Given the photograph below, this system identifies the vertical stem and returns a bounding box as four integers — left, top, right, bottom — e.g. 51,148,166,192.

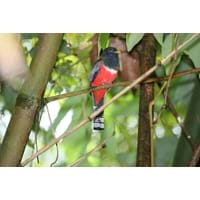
0,34,63,166
136,34,156,166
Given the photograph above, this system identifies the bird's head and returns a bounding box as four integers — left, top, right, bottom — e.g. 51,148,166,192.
100,47,120,70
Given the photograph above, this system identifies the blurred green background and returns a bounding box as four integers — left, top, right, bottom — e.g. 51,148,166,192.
0,33,200,166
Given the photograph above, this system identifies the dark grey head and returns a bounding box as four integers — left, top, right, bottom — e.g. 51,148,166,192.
100,47,120,70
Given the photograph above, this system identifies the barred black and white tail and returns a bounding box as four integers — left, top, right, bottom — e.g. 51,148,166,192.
92,105,104,131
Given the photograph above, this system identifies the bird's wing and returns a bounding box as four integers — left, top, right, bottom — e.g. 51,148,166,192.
89,59,101,85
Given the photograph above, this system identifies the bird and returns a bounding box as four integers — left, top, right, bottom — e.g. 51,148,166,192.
89,47,120,132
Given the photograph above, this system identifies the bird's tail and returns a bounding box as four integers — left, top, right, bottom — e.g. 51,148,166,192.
92,105,104,131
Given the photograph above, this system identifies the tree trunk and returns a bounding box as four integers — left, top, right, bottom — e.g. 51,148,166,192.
136,34,156,166
0,34,63,166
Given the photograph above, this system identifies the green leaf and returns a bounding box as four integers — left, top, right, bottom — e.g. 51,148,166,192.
169,60,197,106
161,34,187,74
161,34,173,60
155,135,178,166
126,33,144,51
1,85,17,112
173,79,200,166
98,33,110,50
184,38,200,67
155,64,166,77
60,40,71,55
178,33,190,44
154,33,163,46
21,33,39,39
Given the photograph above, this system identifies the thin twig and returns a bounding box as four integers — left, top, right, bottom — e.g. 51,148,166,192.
68,135,112,167
164,95,195,152
21,33,199,166
149,81,168,165
34,106,45,164
155,80,195,152
152,82,195,155
45,104,59,167
189,144,200,166
161,33,199,64
50,143,59,167
145,67,200,83
45,67,200,103
164,33,179,104
35,130,40,164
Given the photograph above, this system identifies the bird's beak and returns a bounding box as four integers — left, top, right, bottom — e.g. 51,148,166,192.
115,50,121,54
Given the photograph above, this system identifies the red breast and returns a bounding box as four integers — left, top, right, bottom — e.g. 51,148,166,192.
92,64,117,104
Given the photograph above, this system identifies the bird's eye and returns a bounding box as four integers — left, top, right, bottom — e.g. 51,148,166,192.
110,47,116,52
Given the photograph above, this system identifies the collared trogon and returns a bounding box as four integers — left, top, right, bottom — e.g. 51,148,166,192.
89,47,120,131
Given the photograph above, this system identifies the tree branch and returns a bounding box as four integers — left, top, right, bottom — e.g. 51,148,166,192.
45,67,200,103
21,33,199,166
189,144,200,166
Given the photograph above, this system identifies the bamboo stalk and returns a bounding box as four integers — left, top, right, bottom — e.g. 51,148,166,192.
0,34,63,166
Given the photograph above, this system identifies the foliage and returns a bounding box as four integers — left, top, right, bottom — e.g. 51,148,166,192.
126,33,144,51
0,33,200,166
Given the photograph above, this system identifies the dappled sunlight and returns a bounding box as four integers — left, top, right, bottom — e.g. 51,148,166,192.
55,110,73,138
